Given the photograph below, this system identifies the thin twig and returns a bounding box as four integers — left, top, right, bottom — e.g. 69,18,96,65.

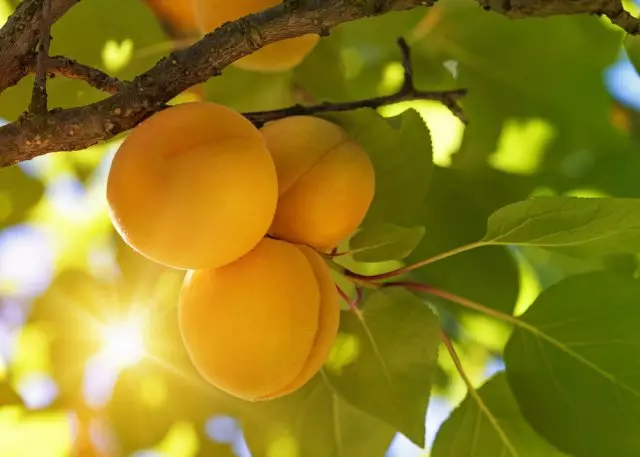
440,329,520,456
29,0,52,114
245,38,467,125
41,56,129,94
244,88,467,125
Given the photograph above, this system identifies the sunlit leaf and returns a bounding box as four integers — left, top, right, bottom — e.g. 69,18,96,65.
482,197,640,256
323,288,440,446
504,272,640,457
325,108,433,227
241,377,396,457
349,223,425,262
432,373,567,457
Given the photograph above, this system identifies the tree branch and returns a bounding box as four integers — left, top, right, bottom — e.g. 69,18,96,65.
39,56,130,94
29,0,52,114
0,0,80,93
0,0,436,166
477,0,640,35
1,0,639,166
244,38,467,125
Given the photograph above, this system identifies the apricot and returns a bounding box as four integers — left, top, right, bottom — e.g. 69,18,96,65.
106,102,278,270
261,116,375,252
178,238,340,401
193,0,319,72
146,0,199,32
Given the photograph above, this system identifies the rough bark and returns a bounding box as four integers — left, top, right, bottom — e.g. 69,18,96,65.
0,0,638,166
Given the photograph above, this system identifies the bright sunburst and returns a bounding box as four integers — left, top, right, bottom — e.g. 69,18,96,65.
98,316,146,369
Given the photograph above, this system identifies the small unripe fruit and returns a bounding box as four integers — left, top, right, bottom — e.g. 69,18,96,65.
261,116,375,252
193,0,319,72
178,238,340,401
107,102,278,270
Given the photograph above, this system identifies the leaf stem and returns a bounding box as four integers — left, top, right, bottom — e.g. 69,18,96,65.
440,330,520,457
345,242,483,282
388,280,525,328
335,285,362,312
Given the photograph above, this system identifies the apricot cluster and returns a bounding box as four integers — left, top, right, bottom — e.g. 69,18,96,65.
106,102,375,401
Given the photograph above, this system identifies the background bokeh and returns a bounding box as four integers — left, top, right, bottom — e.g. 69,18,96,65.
2,0,640,455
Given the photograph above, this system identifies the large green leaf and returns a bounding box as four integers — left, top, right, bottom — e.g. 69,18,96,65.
240,377,395,457
432,373,567,457
504,272,640,457
323,288,440,446
324,109,433,227
294,8,427,102
482,197,640,256
406,167,527,314
415,1,622,174
349,223,425,262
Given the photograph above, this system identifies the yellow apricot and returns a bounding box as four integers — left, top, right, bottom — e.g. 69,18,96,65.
193,0,319,72
178,238,340,401
106,102,278,270
261,116,376,252
146,0,199,32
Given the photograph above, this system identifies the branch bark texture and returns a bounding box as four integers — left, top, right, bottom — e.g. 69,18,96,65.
0,0,639,166
0,0,79,93
0,0,435,166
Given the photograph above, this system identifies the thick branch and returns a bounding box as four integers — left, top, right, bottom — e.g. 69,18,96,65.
1,0,639,166
0,0,436,166
477,0,640,34
0,0,80,93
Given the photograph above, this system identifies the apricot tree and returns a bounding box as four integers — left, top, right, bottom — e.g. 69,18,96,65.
2,1,640,457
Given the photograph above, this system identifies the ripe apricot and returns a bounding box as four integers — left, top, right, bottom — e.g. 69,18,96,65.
146,0,199,32
193,0,319,72
178,238,340,401
261,116,375,252
106,102,278,270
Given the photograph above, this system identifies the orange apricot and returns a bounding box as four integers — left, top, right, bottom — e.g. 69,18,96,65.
261,116,375,252
178,238,340,401
106,102,278,270
146,0,199,32
193,0,319,72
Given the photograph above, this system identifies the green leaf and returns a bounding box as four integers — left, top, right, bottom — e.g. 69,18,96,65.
323,288,440,446
0,166,44,229
504,272,640,457
324,109,433,227
407,167,526,314
625,35,640,78
349,223,425,262
482,197,640,256
432,373,568,457
240,377,395,457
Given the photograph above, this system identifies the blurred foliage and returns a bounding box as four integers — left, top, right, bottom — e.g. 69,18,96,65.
2,0,640,456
